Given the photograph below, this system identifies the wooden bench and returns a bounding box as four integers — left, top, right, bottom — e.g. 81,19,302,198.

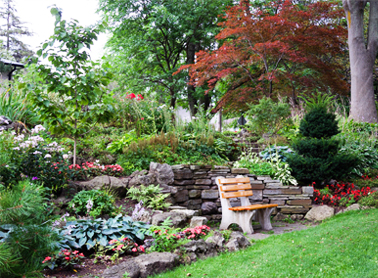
216,176,278,234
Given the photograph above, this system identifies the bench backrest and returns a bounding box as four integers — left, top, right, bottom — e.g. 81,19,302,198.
217,177,252,208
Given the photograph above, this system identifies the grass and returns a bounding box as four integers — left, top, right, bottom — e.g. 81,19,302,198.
153,209,378,278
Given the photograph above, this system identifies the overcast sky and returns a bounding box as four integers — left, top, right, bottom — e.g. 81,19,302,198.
14,0,107,61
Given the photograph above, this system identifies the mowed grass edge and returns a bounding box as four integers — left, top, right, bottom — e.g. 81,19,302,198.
153,209,378,278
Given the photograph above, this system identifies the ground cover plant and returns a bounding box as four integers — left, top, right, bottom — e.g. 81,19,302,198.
154,209,378,278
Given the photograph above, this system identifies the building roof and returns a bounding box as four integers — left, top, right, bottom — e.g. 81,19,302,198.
0,58,24,68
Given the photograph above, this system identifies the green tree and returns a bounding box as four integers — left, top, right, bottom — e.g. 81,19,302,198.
25,7,114,165
99,0,232,115
0,0,32,61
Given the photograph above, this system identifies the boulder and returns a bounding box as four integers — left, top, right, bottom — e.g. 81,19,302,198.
205,231,225,248
102,252,179,278
190,216,208,228
137,252,179,278
151,211,188,228
337,203,362,215
149,162,175,185
181,239,217,262
305,205,334,221
102,258,140,278
129,172,157,188
201,202,218,215
225,231,251,252
78,175,128,197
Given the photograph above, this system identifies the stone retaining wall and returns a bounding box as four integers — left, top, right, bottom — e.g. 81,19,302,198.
169,165,313,221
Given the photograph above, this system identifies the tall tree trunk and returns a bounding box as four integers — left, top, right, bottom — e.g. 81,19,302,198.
187,42,197,117
343,0,378,123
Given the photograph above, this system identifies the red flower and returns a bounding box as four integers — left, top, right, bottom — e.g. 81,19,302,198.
65,256,70,260
132,248,137,252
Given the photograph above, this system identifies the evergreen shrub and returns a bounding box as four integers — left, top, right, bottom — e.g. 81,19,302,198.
287,106,357,187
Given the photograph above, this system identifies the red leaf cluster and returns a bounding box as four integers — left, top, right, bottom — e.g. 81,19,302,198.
175,0,348,112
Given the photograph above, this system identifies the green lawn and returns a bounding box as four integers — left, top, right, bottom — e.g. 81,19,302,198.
154,209,378,278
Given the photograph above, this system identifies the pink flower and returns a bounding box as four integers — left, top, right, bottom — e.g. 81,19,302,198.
65,256,70,260
109,239,118,245
141,117,144,120
139,246,145,252
116,244,124,250
132,248,137,252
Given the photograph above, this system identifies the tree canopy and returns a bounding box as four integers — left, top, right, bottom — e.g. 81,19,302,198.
176,0,348,113
99,0,233,113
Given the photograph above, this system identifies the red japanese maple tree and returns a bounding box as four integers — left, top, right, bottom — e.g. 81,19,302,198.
175,0,348,112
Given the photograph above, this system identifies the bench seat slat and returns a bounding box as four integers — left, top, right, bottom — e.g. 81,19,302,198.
220,184,252,192
218,177,250,184
222,190,253,199
229,204,278,211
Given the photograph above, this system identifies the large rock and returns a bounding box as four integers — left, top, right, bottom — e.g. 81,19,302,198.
305,205,334,221
129,172,157,188
181,239,217,262
137,252,179,278
201,202,218,215
78,175,128,197
151,211,188,228
149,162,175,185
205,231,225,248
102,258,140,278
0,116,12,131
190,216,208,228
225,231,251,252
102,252,178,278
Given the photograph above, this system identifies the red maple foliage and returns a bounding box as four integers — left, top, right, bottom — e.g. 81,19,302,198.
175,0,348,112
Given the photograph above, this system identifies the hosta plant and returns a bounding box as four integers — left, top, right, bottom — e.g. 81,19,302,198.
59,214,150,250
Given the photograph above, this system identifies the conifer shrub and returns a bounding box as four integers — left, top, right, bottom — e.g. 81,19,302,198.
287,106,357,187
0,180,59,277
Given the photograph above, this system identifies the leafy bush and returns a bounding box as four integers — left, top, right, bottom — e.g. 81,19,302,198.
246,97,292,136
287,106,358,187
59,215,150,250
358,191,378,208
127,184,171,210
42,248,85,270
260,145,293,162
94,236,145,263
0,180,60,277
234,151,274,176
67,190,118,218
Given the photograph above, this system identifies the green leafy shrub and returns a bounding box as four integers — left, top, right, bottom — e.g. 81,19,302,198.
0,180,60,277
287,106,358,187
234,151,274,176
358,191,378,208
67,190,117,218
94,236,145,264
59,215,150,250
42,248,85,270
246,97,292,136
127,184,171,210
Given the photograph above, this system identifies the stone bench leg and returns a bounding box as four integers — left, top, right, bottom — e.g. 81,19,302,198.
220,210,256,235
255,208,275,230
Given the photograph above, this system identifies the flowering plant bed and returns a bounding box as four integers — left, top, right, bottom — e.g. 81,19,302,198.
69,161,124,179
313,182,372,207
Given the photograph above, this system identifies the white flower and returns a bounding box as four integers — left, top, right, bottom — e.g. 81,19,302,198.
44,154,52,158
31,125,46,134
33,151,42,155
86,199,93,213
5,165,9,168
13,147,20,150
11,131,16,135
63,154,69,160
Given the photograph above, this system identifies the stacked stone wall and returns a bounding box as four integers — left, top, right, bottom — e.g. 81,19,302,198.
170,165,313,221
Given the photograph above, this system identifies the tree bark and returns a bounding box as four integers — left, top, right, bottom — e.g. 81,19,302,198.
343,0,378,123
187,42,197,117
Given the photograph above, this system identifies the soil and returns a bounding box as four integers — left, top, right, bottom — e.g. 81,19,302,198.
44,255,135,278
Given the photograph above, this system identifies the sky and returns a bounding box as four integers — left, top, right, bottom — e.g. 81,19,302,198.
13,0,108,61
